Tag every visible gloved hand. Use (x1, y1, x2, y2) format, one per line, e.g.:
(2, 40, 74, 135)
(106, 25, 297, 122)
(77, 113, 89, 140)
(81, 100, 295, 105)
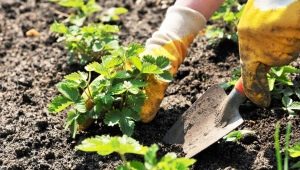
(238, 0, 300, 107)
(140, 5, 206, 122)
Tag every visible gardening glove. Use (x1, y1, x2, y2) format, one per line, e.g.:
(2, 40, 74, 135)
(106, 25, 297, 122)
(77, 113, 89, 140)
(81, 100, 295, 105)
(238, 0, 300, 107)
(140, 5, 206, 123)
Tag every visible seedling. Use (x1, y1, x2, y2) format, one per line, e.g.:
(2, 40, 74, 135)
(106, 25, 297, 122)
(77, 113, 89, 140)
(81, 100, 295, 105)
(274, 122, 292, 170)
(100, 7, 128, 22)
(50, 22, 120, 64)
(219, 67, 241, 90)
(221, 65, 300, 115)
(223, 129, 255, 142)
(49, 0, 102, 26)
(205, 0, 244, 43)
(48, 44, 172, 138)
(269, 66, 300, 115)
(76, 135, 196, 170)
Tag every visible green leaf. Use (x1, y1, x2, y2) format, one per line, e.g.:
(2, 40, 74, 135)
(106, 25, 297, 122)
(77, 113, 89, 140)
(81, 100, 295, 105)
(205, 26, 224, 39)
(110, 83, 127, 95)
(291, 161, 300, 169)
(92, 41, 103, 52)
(128, 86, 139, 95)
(289, 143, 300, 158)
(57, 0, 84, 8)
(65, 71, 88, 82)
(119, 118, 135, 136)
(145, 144, 158, 169)
(100, 7, 128, 22)
(76, 135, 148, 156)
(156, 56, 170, 70)
(48, 95, 73, 113)
(116, 165, 130, 170)
(126, 44, 144, 58)
(104, 109, 137, 136)
(65, 110, 79, 138)
(282, 96, 292, 107)
(89, 76, 110, 97)
(127, 161, 145, 170)
(123, 108, 140, 121)
(88, 104, 103, 119)
(56, 82, 80, 102)
(69, 14, 86, 27)
(288, 102, 300, 110)
(74, 98, 87, 113)
(131, 80, 147, 88)
(156, 71, 173, 83)
(50, 22, 68, 34)
(104, 110, 121, 126)
(81, 0, 102, 16)
(112, 7, 128, 15)
(142, 64, 163, 74)
(295, 88, 300, 100)
(94, 93, 114, 106)
(85, 62, 110, 77)
(143, 55, 156, 64)
(102, 56, 122, 68)
(268, 77, 276, 91)
(283, 88, 294, 97)
(223, 130, 255, 142)
(282, 65, 300, 74)
(64, 71, 88, 88)
(114, 71, 131, 79)
(156, 153, 196, 170)
(130, 56, 143, 71)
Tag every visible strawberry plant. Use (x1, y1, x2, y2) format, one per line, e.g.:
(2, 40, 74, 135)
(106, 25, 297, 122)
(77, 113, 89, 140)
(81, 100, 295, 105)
(50, 0, 128, 26)
(268, 66, 300, 115)
(221, 65, 300, 115)
(205, 0, 244, 43)
(100, 7, 128, 22)
(50, 22, 120, 64)
(49, 0, 102, 26)
(223, 129, 255, 142)
(76, 135, 196, 170)
(219, 67, 241, 90)
(48, 44, 172, 138)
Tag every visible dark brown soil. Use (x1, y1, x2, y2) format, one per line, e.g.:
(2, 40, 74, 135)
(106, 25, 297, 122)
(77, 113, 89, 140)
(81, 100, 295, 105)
(1, 0, 299, 170)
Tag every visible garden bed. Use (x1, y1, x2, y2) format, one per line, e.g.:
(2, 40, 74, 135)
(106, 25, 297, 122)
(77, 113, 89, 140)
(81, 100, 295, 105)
(0, 0, 299, 169)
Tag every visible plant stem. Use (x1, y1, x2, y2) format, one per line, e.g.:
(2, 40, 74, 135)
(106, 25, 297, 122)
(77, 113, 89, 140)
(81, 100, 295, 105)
(284, 122, 292, 170)
(275, 121, 283, 170)
(86, 71, 93, 100)
(120, 153, 127, 163)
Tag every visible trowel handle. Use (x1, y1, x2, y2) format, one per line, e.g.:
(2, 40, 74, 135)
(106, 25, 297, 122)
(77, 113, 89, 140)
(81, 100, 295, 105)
(234, 77, 245, 96)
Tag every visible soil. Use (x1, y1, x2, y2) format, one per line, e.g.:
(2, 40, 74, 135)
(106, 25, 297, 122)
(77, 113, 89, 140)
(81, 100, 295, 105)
(0, 0, 299, 170)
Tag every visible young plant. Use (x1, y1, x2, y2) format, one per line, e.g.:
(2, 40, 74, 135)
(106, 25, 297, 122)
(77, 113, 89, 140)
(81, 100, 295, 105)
(205, 0, 244, 43)
(219, 67, 241, 90)
(221, 65, 300, 115)
(223, 129, 255, 142)
(76, 135, 196, 170)
(100, 7, 128, 22)
(274, 121, 292, 170)
(49, 0, 102, 26)
(268, 66, 300, 114)
(48, 44, 172, 138)
(50, 22, 120, 64)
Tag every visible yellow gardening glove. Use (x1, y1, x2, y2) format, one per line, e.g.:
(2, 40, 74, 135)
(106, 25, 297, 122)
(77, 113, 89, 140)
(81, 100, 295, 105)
(140, 6, 206, 123)
(238, 0, 300, 107)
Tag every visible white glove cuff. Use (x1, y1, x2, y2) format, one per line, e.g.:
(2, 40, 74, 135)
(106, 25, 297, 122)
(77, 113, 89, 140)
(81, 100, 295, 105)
(146, 5, 206, 50)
